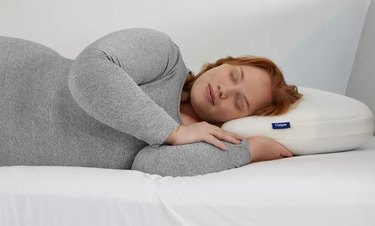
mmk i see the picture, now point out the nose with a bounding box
[217,84,237,99]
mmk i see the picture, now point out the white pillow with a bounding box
[222,87,374,155]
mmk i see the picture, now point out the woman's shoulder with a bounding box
[89,28,183,65]
[113,28,172,39]
[99,28,177,49]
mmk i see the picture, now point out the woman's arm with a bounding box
[132,139,251,177]
[132,136,293,176]
[68,28,181,145]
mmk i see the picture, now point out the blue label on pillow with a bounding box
[272,122,291,129]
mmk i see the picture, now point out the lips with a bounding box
[208,84,215,105]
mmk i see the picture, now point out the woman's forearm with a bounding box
[132,140,251,177]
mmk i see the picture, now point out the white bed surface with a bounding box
[1,137,375,226]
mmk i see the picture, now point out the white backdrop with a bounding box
[0,0,371,94]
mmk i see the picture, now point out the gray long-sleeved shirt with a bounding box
[0,28,251,176]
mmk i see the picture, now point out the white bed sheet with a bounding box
[1,138,375,226]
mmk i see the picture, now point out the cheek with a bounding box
[218,102,250,121]
[190,86,201,104]
[215,105,237,120]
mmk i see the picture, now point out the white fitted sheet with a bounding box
[1,138,375,226]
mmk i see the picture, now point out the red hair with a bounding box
[181,56,302,116]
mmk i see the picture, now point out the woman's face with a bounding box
[190,63,273,124]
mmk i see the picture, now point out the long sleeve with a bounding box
[131,139,252,177]
[68,28,181,145]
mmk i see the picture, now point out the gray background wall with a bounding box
[347,0,375,132]
[0,0,370,94]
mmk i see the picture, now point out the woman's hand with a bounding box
[248,136,293,162]
[165,122,243,150]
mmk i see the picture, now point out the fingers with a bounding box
[211,127,243,145]
[224,130,244,140]
[168,122,245,150]
[205,135,229,151]
[207,128,243,151]
[195,122,244,151]
[279,146,294,158]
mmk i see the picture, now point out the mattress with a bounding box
[1,137,375,226]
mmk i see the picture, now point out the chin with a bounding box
[191,94,222,123]
[201,114,222,125]
[194,109,209,121]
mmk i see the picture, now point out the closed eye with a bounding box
[235,94,244,111]
[231,70,241,83]
[239,67,250,111]
[232,67,249,112]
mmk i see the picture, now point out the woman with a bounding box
[0,28,301,176]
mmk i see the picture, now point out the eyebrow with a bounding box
[239,67,250,111]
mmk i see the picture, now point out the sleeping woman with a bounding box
[0,28,302,176]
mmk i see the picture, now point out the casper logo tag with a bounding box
[272,122,291,129]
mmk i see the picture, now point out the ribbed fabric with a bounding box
[0,28,251,176]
